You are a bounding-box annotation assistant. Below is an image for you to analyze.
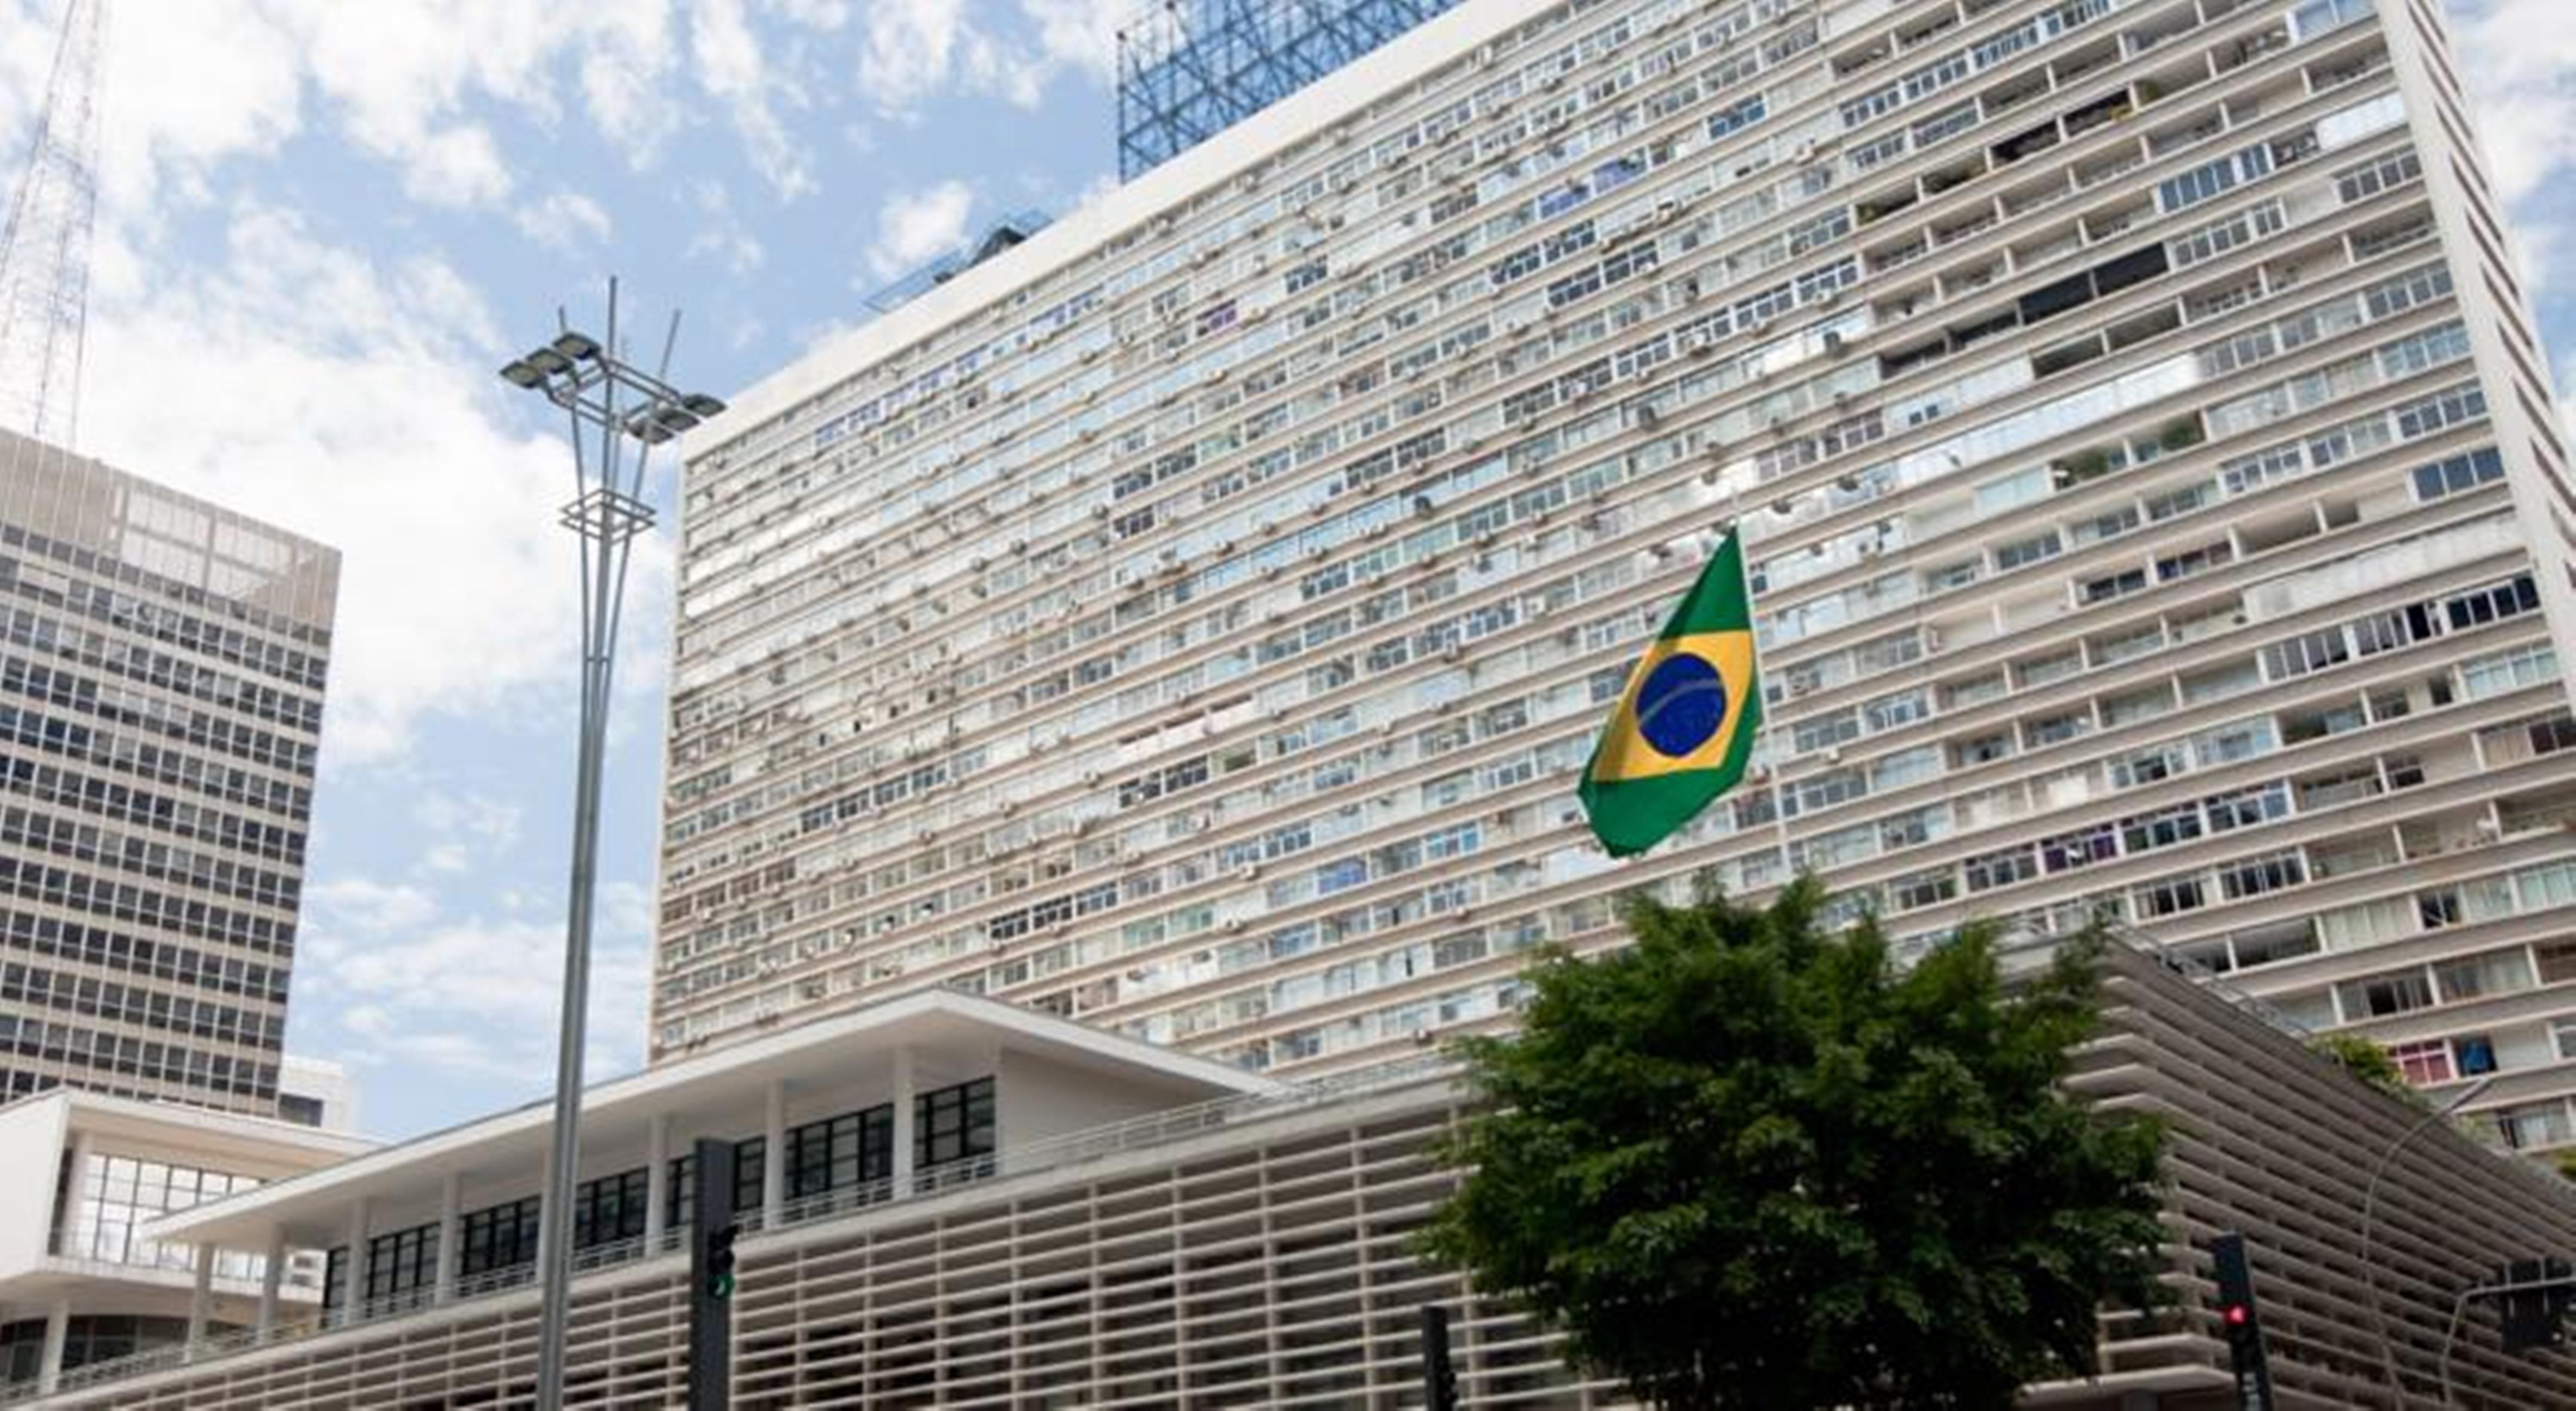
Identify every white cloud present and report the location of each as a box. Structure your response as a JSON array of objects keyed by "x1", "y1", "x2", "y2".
[
  {"x1": 773, "y1": 0, "x2": 851, "y2": 30},
  {"x1": 514, "y1": 188, "x2": 615, "y2": 255},
  {"x1": 685, "y1": 177, "x2": 767, "y2": 274},
  {"x1": 1016, "y1": 0, "x2": 1127, "y2": 86},
  {"x1": 854, "y1": 0, "x2": 1124, "y2": 118},
  {"x1": 866, "y1": 178, "x2": 977, "y2": 281},
  {"x1": 693, "y1": 0, "x2": 816, "y2": 200},
  {"x1": 414, "y1": 789, "x2": 526, "y2": 850},
  {"x1": 2454, "y1": 0, "x2": 2576, "y2": 294},
  {"x1": 2454, "y1": 1, "x2": 2576, "y2": 206},
  {"x1": 301, "y1": 875, "x2": 653, "y2": 1082},
  {"x1": 0, "y1": 1, "x2": 692, "y2": 224},
  {"x1": 74, "y1": 201, "x2": 673, "y2": 765},
  {"x1": 399, "y1": 121, "x2": 514, "y2": 206},
  {"x1": 308, "y1": 877, "x2": 440, "y2": 935}
]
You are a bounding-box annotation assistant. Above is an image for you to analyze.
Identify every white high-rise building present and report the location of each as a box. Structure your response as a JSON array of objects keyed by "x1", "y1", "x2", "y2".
[{"x1": 660, "y1": 0, "x2": 2576, "y2": 1143}]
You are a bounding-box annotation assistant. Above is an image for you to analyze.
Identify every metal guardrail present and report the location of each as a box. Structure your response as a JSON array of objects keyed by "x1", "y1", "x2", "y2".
[
  {"x1": 1996, "y1": 916, "x2": 2315, "y2": 1043},
  {"x1": 0, "y1": 1053, "x2": 1463, "y2": 1403}
]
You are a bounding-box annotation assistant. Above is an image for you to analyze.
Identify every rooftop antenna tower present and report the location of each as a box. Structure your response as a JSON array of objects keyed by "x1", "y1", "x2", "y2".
[{"x1": 0, "y1": 0, "x2": 107, "y2": 448}]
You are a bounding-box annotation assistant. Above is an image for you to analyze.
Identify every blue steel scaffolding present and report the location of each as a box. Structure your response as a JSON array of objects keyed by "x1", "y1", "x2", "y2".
[{"x1": 1115, "y1": 0, "x2": 1464, "y2": 180}]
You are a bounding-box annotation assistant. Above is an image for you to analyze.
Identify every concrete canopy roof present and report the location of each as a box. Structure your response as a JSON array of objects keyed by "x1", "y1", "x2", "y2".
[
  {"x1": 2, "y1": 1088, "x2": 377, "y2": 1170},
  {"x1": 146, "y1": 986, "x2": 1282, "y2": 1250}
]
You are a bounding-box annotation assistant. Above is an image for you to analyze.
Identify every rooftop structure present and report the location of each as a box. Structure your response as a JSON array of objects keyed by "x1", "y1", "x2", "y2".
[
  {"x1": 0, "y1": 1088, "x2": 371, "y2": 1400},
  {"x1": 5, "y1": 940, "x2": 2569, "y2": 1406},
  {"x1": 866, "y1": 211, "x2": 1058, "y2": 320},
  {"x1": 0, "y1": 431, "x2": 339, "y2": 1114},
  {"x1": 273, "y1": 1057, "x2": 354, "y2": 1133},
  {"x1": 659, "y1": 0, "x2": 2576, "y2": 1159},
  {"x1": 1116, "y1": 0, "x2": 1466, "y2": 178}
]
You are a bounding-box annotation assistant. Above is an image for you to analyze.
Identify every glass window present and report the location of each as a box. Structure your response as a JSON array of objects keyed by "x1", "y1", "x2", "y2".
[
  {"x1": 788, "y1": 1104, "x2": 897, "y2": 1199},
  {"x1": 574, "y1": 1168, "x2": 650, "y2": 1250},
  {"x1": 56, "y1": 1153, "x2": 265, "y2": 1280},
  {"x1": 915, "y1": 1076, "x2": 998, "y2": 1174},
  {"x1": 456, "y1": 1196, "x2": 539, "y2": 1282},
  {"x1": 2390, "y1": 1040, "x2": 2453, "y2": 1086}
]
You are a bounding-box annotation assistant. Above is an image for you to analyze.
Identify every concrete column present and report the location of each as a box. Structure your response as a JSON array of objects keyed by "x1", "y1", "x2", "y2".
[
  {"x1": 184, "y1": 1241, "x2": 215, "y2": 1354},
  {"x1": 36, "y1": 1299, "x2": 67, "y2": 1394},
  {"x1": 643, "y1": 1113, "x2": 672, "y2": 1251},
  {"x1": 256, "y1": 1227, "x2": 286, "y2": 1336},
  {"x1": 762, "y1": 1081, "x2": 787, "y2": 1225},
  {"x1": 890, "y1": 1047, "x2": 919, "y2": 1196},
  {"x1": 342, "y1": 1197, "x2": 371, "y2": 1326},
  {"x1": 432, "y1": 1171, "x2": 462, "y2": 1304},
  {"x1": 56, "y1": 1132, "x2": 95, "y2": 1257}
]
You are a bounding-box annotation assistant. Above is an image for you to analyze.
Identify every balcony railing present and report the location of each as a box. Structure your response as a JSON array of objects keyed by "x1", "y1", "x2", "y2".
[{"x1": 0, "y1": 1054, "x2": 1462, "y2": 1403}]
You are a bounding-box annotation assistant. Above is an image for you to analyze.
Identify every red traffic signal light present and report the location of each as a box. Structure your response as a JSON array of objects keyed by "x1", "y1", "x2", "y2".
[{"x1": 2224, "y1": 1304, "x2": 2250, "y2": 1328}]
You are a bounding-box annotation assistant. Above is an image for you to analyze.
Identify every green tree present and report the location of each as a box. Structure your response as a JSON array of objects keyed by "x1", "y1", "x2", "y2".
[
  {"x1": 2307, "y1": 1031, "x2": 2424, "y2": 1106},
  {"x1": 1423, "y1": 879, "x2": 2166, "y2": 1409}
]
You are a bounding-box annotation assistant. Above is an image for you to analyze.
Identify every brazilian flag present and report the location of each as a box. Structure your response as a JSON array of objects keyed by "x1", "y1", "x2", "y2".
[{"x1": 1578, "y1": 530, "x2": 1763, "y2": 857}]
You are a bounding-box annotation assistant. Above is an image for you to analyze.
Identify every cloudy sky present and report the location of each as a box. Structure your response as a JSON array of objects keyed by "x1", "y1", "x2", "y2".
[{"x1": 1, "y1": 0, "x2": 2573, "y2": 1140}]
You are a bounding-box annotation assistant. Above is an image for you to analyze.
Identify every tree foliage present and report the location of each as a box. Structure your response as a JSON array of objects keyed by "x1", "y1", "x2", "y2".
[
  {"x1": 2307, "y1": 1031, "x2": 2424, "y2": 1106},
  {"x1": 1422, "y1": 879, "x2": 2167, "y2": 1409}
]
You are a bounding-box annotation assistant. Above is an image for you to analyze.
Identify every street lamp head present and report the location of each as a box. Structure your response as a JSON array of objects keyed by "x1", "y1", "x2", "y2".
[
  {"x1": 623, "y1": 404, "x2": 703, "y2": 443},
  {"x1": 499, "y1": 359, "x2": 546, "y2": 389},
  {"x1": 525, "y1": 346, "x2": 575, "y2": 378},
  {"x1": 680, "y1": 392, "x2": 728, "y2": 418},
  {"x1": 551, "y1": 331, "x2": 603, "y2": 363}
]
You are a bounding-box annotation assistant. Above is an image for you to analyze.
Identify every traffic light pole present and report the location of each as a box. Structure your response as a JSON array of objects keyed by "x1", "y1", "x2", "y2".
[
  {"x1": 1419, "y1": 1304, "x2": 1459, "y2": 1411},
  {"x1": 2438, "y1": 1262, "x2": 2576, "y2": 1404},
  {"x1": 2212, "y1": 1232, "x2": 2274, "y2": 1411},
  {"x1": 688, "y1": 1137, "x2": 739, "y2": 1411}
]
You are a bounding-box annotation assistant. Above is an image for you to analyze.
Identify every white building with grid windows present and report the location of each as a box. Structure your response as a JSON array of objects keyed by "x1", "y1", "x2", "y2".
[
  {"x1": 657, "y1": 0, "x2": 2576, "y2": 1148},
  {"x1": 0, "y1": 937, "x2": 2568, "y2": 1408},
  {"x1": 0, "y1": 432, "x2": 339, "y2": 1116},
  {"x1": 0, "y1": 1086, "x2": 371, "y2": 1400}
]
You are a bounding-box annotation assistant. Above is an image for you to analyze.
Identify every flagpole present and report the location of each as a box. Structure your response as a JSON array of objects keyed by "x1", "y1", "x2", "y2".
[{"x1": 1723, "y1": 519, "x2": 1797, "y2": 883}]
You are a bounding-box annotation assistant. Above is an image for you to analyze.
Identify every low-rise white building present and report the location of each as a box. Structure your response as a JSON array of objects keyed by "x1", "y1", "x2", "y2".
[
  {"x1": 0, "y1": 1090, "x2": 371, "y2": 1398},
  {"x1": 276, "y1": 1057, "x2": 357, "y2": 1133},
  {"x1": 0, "y1": 951, "x2": 2561, "y2": 1408}
]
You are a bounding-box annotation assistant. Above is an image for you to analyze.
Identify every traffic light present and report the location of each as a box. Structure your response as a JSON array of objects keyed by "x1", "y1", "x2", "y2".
[
  {"x1": 2211, "y1": 1232, "x2": 2274, "y2": 1410},
  {"x1": 688, "y1": 1137, "x2": 739, "y2": 1411},
  {"x1": 704, "y1": 1222, "x2": 739, "y2": 1302},
  {"x1": 2498, "y1": 1257, "x2": 2575, "y2": 1355},
  {"x1": 1419, "y1": 1304, "x2": 1459, "y2": 1411}
]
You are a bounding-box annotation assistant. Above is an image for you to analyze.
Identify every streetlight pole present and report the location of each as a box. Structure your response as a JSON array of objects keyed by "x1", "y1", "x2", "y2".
[
  {"x1": 2361, "y1": 1074, "x2": 2494, "y2": 1408},
  {"x1": 499, "y1": 279, "x2": 726, "y2": 1411}
]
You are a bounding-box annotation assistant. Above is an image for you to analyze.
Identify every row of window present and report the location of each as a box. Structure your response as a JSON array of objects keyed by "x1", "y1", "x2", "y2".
[
  {"x1": 0, "y1": 702, "x2": 313, "y2": 820},
  {"x1": 0, "y1": 524, "x2": 330, "y2": 666},
  {"x1": 0, "y1": 856, "x2": 297, "y2": 956},
  {"x1": 0, "y1": 804, "x2": 303, "y2": 912},
  {"x1": 0, "y1": 657, "x2": 318, "y2": 777},
  {"x1": 0, "y1": 906, "x2": 289, "y2": 1002},
  {"x1": 323, "y1": 1079, "x2": 998, "y2": 1313},
  {"x1": 0, "y1": 753, "x2": 305, "y2": 864},
  {"x1": 0, "y1": 960, "x2": 283, "y2": 1052},
  {"x1": 0, "y1": 599, "x2": 323, "y2": 732},
  {"x1": 0, "y1": 1016, "x2": 278, "y2": 1100}
]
